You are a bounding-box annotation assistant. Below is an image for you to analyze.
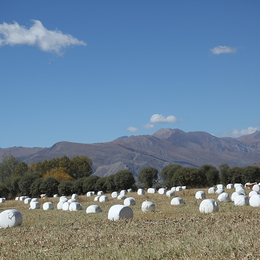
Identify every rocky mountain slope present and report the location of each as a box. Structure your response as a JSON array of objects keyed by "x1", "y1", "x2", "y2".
[{"x1": 1, "y1": 128, "x2": 260, "y2": 177}]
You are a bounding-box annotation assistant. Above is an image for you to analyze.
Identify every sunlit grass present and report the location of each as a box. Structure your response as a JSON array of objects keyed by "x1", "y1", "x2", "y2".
[{"x1": 1, "y1": 188, "x2": 260, "y2": 259}]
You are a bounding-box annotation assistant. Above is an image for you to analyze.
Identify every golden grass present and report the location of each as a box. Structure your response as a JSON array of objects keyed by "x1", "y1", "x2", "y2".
[{"x1": 1, "y1": 188, "x2": 260, "y2": 259}]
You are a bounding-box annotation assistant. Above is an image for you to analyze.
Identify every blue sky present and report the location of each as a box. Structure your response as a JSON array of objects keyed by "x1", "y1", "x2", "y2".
[{"x1": 1, "y1": 1, "x2": 260, "y2": 148}]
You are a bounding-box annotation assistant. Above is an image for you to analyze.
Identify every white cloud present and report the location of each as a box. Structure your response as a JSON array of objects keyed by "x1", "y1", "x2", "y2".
[
  {"x1": 143, "y1": 123, "x2": 155, "y2": 130},
  {"x1": 126, "y1": 126, "x2": 138, "y2": 132},
  {"x1": 150, "y1": 114, "x2": 177, "y2": 124},
  {"x1": 210, "y1": 46, "x2": 236, "y2": 55},
  {"x1": 0, "y1": 20, "x2": 86, "y2": 55},
  {"x1": 222, "y1": 127, "x2": 260, "y2": 138}
]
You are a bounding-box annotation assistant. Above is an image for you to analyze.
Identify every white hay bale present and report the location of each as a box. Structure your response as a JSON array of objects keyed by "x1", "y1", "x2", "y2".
[
  {"x1": 19, "y1": 196, "x2": 26, "y2": 201},
  {"x1": 68, "y1": 199, "x2": 77, "y2": 203},
  {"x1": 217, "y1": 184, "x2": 225, "y2": 190},
  {"x1": 208, "y1": 187, "x2": 216, "y2": 194},
  {"x1": 43, "y1": 202, "x2": 54, "y2": 210},
  {"x1": 99, "y1": 195, "x2": 109, "y2": 202},
  {"x1": 171, "y1": 197, "x2": 184, "y2": 205},
  {"x1": 15, "y1": 197, "x2": 19, "y2": 201},
  {"x1": 182, "y1": 186, "x2": 187, "y2": 190},
  {"x1": 24, "y1": 198, "x2": 31, "y2": 204},
  {"x1": 94, "y1": 196, "x2": 100, "y2": 202},
  {"x1": 249, "y1": 191, "x2": 259, "y2": 198},
  {"x1": 137, "y1": 188, "x2": 145, "y2": 195},
  {"x1": 195, "y1": 191, "x2": 206, "y2": 200},
  {"x1": 71, "y1": 194, "x2": 78, "y2": 200},
  {"x1": 0, "y1": 209, "x2": 23, "y2": 228},
  {"x1": 124, "y1": 197, "x2": 136, "y2": 206},
  {"x1": 199, "y1": 199, "x2": 219, "y2": 213},
  {"x1": 120, "y1": 190, "x2": 127, "y2": 196},
  {"x1": 215, "y1": 189, "x2": 224, "y2": 195},
  {"x1": 147, "y1": 188, "x2": 157, "y2": 193},
  {"x1": 234, "y1": 195, "x2": 249, "y2": 206},
  {"x1": 141, "y1": 200, "x2": 155, "y2": 212},
  {"x1": 117, "y1": 194, "x2": 126, "y2": 200},
  {"x1": 249, "y1": 195, "x2": 260, "y2": 207},
  {"x1": 111, "y1": 191, "x2": 119, "y2": 198},
  {"x1": 127, "y1": 188, "x2": 133, "y2": 193},
  {"x1": 176, "y1": 186, "x2": 182, "y2": 191},
  {"x1": 97, "y1": 191, "x2": 104, "y2": 196},
  {"x1": 53, "y1": 194, "x2": 58, "y2": 198},
  {"x1": 29, "y1": 201, "x2": 41, "y2": 210},
  {"x1": 253, "y1": 185, "x2": 260, "y2": 192},
  {"x1": 171, "y1": 187, "x2": 176, "y2": 191},
  {"x1": 158, "y1": 188, "x2": 167, "y2": 194},
  {"x1": 0, "y1": 198, "x2": 6, "y2": 203},
  {"x1": 108, "y1": 205, "x2": 133, "y2": 221},
  {"x1": 234, "y1": 183, "x2": 243, "y2": 189},
  {"x1": 86, "y1": 191, "x2": 94, "y2": 197},
  {"x1": 217, "y1": 192, "x2": 231, "y2": 202},
  {"x1": 31, "y1": 198, "x2": 38, "y2": 202},
  {"x1": 166, "y1": 190, "x2": 175, "y2": 197},
  {"x1": 69, "y1": 202, "x2": 82, "y2": 211},
  {"x1": 62, "y1": 202, "x2": 71, "y2": 211},
  {"x1": 57, "y1": 201, "x2": 64, "y2": 210},
  {"x1": 235, "y1": 188, "x2": 246, "y2": 195},
  {"x1": 226, "y1": 184, "x2": 234, "y2": 189},
  {"x1": 60, "y1": 196, "x2": 68, "y2": 203},
  {"x1": 231, "y1": 191, "x2": 244, "y2": 202},
  {"x1": 86, "y1": 205, "x2": 102, "y2": 214}
]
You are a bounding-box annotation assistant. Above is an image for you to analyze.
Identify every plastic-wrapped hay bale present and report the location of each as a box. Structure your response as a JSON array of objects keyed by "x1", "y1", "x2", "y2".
[
  {"x1": 60, "y1": 196, "x2": 68, "y2": 203},
  {"x1": 31, "y1": 198, "x2": 38, "y2": 202},
  {"x1": 19, "y1": 196, "x2": 26, "y2": 201},
  {"x1": 15, "y1": 197, "x2": 19, "y2": 201},
  {"x1": 111, "y1": 191, "x2": 119, "y2": 198},
  {"x1": 120, "y1": 190, "x2": 127, "y2": 196},
  {"x1": 147, "y1": 188, "x2": 157, "y2": 193},
  {"x1": 0, "y1": 209, "x2": 23, "y2": 228},
  {"x1": 166, "y1": 190, "x2": 175, "y2": 197},
  {"x1": 53, "y1": 194, "x2": 58, "y2": 198},
  {"x1": 217, "y1": 192, "x2": 231, "y2": 202},
  {"x1": 234, "y1": 195, "x2": 249, "y2": 206},
  {"x1": 171, "y1": 187, "x2": 176, "y2": 192},
  {"x1": 124, "y1": 197, "x2": 136, "y2": 206},
  {"x1": 171, "y1": 197, "x2": 184, "y2": 205},
  {"x1": 217, "y1": 184, "x2": 225, "y2": 190},
  {"x1": 231, "y1": 191, "x2": 244, "y2": 202},
  {"x1": 97, "y1": 191, "x2": 104, "y2": 196},
  {"x1": 249, "y1": 191, "x2": 259, "y2": 198},
  {"x1": 62, "y1": 202, "x2": 71, "y2": 211},
  {"x1": 29, "y1": 201, "x2": 41, "y2": 209},
  {"x1": 199, "y1": 199, "x2": 219, "y2": 213},
  {"x1": 99, "y1": 195, "x2": 109, "y2": 202},
  {"x1": 253, "y1": 185, "x2": 260, "y2": 192},
  {"x1": 108, "y1": 205, "x2": 133, "y2": 221},
  {"x1": 215, "y1": 189, "x2": 224, "y2": 195},
  {"x1": 68, "y1": 199, "x2": 77, "y2": 203},
  {"x1": 208, "y1": 187, "x2": 216, "y2": 194},
  {"x1": 141, "y1": 201, "x2": 155, "y2": 213},
  {"x1": 69, "y1": 202, "x2": 82, "y2": 211},
  {"x1": 249, "y1": 195, "x2": 260, "y2": 207},
  {"x1": 86, "y1": 191, "x2": 94, "y2": 197},
  {"x1": 43, "y1": 202, "x2": 54, "y2": 210},
  {"x1": 234, "y1": 183, "x2": 243, "y2": 189},
  {"x1": 195, "y1": 191, "x2": 206, "y2": 199},
  {"x1": 24, "y1": 198, "x2": 31, "y2": 204},
  {"x1": 137, "y1": 189, "x2": 145, "y2": 195},
  {"x1": 71, "y1": 194, "x2": 78, "y2": 200},
  {"x1": 86, "y1": 205, "x2": 102, "y2": 214},
  {"x1": 158, "y1": 188, "x2": 167, "y2": 194},
  {"x1": 57, "y1": 201, "x2": 64, "y2": 210},
  {"x1": 236, "y1": 188, "x2": 246, "y2": 195},
  {"x1": 182, "y1": 186, "x2": 187, "y2": 190},
  {"x1": 0, "y1": 198, "x2": 6, "y2": 203},
  {"x1": 94, "y1": 196, "x2": 100, "y2": 202},
  {"x1": 226, "y1": 184, "x2": 234, "y2": 189},
  {"x1": 127, "y1": 188, "x2": 133, "y2": 193},
  {"x1": 176, "y1": 186, "x2": 182, "y2": 191},
  {"x1": 117, "y1": 194, "x2": 126, "y2": 200}
]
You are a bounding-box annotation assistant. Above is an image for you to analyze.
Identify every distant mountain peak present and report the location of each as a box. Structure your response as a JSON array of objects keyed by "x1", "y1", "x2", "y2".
[{"x1": 153, "y1": 128, "x2": 185, "y2": 139}]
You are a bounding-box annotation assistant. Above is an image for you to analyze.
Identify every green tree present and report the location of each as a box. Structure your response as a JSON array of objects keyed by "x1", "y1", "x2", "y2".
[
  {"x1": 199, "y1": 164, "x2": 219, "y2": 186},
  {"x1": 219, "y1": 164, "x2": 231, "y2": 184},
  {"x1": 5, "y1": 176, "x2": 22, "y2": 198},
  {"x1": 14, "y1": 161, "x2": 28, "y2": 176},
  {"x1": 30, "y1": 178, "x2": 46, "y2": 198},
  {"x1": 58, "y1": 181, "x2": 73, "y2": 196},
  {"x1": 44, "y1": 177, "x2": 60, "y2": 197},
  {"x1": 138, "y1": 167, "x2": 158, "y2": 188},
  {"x1": 18, "y1": 172, "x2": 42, "y2": 196},
  {"x1": 161, "y1": 164, "x2": 182, "y2": 186},
  {"x1": 243, "y1": 166, "x2": 260, "y2": 183},
  {"x1": 105, "y1": 175, "x2": 116, "y2": 191},
  {"x1": 114, "y1": 169, "x2": 135, "y2": 190},
  {"x1": 72, "y1": 177, "x2": 88, "y2": 195},
  {"x1": 229, "y1": 167, "x2": 244, "y2": 184},
  {"x1": 82, "y1": 175, "x2": 100, "y2": 193},
  {"x1": 68, "y1": 155, "x2": 93, "y2": 179},
  {"x1": 0, "y1": 154, "x2": 20, "y2": 183},
  {"x1": 95, "y1": 177, "x2": 108, "y2": 192}
]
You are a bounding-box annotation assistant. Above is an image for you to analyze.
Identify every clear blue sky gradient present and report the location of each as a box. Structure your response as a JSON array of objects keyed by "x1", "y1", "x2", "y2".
[{"x1": 1, "y1": 1, "x2": 260, "y2": 148}]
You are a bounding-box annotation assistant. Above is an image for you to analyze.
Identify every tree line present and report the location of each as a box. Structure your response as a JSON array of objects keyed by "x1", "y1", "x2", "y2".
[{"x1": 1, "y1": 154, "x2": 260, "y2": 198}]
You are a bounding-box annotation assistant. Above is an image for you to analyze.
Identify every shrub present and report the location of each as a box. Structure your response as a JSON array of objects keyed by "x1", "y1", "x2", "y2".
[
  {"x1": 44, "y1": 177, "x2": 60, "y2": 197},
  {"x1": 114, "y1": 170, "x2": 135, "y2": 190},
  {"x1": 30, "y1": 178, "x2": 46, "y2": 198},
  {"x1": 18, "y1": 172, "x2": 42, "y2": 196},
  {"x1": 58, "y1": 181, "x2": 73, "y2": 196},
  {"x1": 82, "y1": 175, "x2": 100, "y2": 193}
]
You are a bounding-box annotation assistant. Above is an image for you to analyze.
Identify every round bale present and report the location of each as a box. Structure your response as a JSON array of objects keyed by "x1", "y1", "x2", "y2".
[
  {"x1": 124, "y1": 197, "x2": 136, "y2": 206},
  {"x1": 171, "y1": 197, "x2": 184, "y2": 205},
  {"x1": 0, "y1": 209, "x2": 23, "y2": 228},
  {"x1": 141, "y1": 201, "x2": 155, "y2": 213},
  {"x1": 234, "y1": 195, "x2": 249, "y2": 206},
  {"x1": 199, "y1": 199, "x2": 219, "y2": 213},
  {"x1": 195, "y1": 191, "x2": 206, "y2": 200},
  {"x1": 86, "y1": 205, "x2": 102, "y2": 214},
  {"x1": 217, "y1": 192, "x2": 231, "y2": 202},
  {"x1": 108, "y1": 205, "x2": 133, "y2": 221},
  {"x1": 43, "y1": 202, "x2": 54, "y2": 210},
  {"x1": 137, "y1": 189, "x2": 145, "y2": 195}
]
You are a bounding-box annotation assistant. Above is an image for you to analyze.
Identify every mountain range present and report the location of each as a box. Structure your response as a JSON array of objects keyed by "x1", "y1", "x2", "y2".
[{"x1": 1, "y1": 128, "x2": 260, "y2": 177}]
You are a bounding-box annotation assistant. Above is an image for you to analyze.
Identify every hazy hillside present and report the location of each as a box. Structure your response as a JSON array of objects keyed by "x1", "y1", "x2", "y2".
[{"x1": 1, "y1": 128, "x2": 260, "y2": 177}]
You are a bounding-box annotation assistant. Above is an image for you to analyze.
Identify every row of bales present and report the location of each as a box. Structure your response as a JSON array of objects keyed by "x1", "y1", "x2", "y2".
[{"x1": 2, "y1": 181, "x2": 260, "y2": 228}]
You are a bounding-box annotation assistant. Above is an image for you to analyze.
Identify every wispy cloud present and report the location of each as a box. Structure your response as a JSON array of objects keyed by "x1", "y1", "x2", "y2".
[
  {"x1": 0, "y1": 20, "x2": 86, "y2": 55},
  {"x1": 210, "y1": 46, "x2": 236, "y2": 55},
  {"x1": 221, "y1": 127, "x2": 260, "y2": 138},
  {"x1": 150, "y1": 114, "x2": 177, "y2": 124},
  {"x1": 126, "y1": 126, "x2": 138, "y2": 133},
  {"x1": 143, "y1": 123, "x2": 155, "y2": 130}
]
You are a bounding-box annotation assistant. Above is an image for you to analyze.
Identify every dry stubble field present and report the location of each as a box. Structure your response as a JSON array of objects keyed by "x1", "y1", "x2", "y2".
[{"x1": 1, "y1": 188, "x2": 260, "y2": 260}]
